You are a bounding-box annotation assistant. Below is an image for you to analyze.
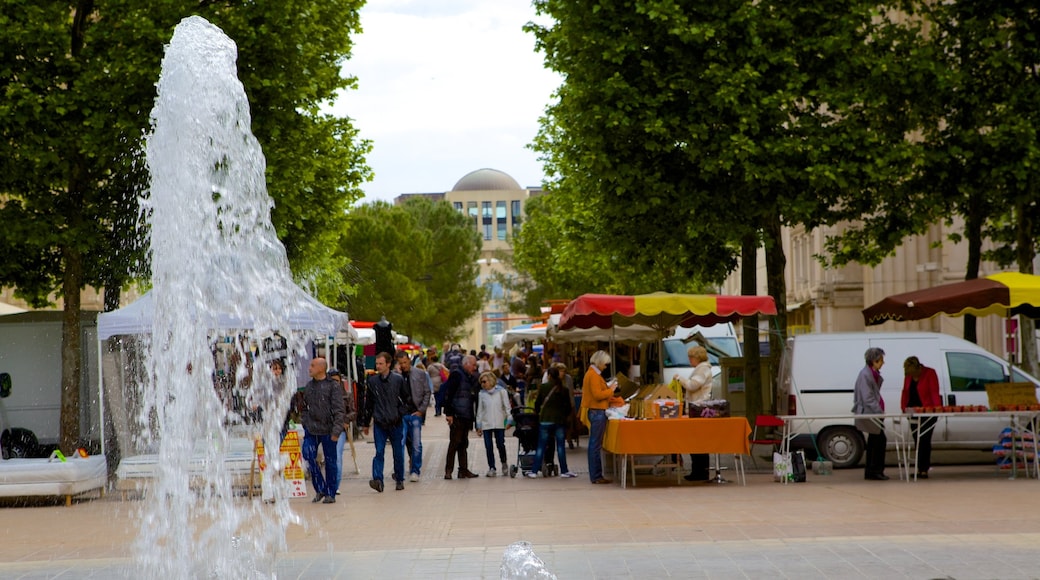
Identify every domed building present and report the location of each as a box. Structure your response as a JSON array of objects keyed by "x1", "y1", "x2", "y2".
[{"x1": 396, "y1": 168, "x2": 542, "y2": 347}]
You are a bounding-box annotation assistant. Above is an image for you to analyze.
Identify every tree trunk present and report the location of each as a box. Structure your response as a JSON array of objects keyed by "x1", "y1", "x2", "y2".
[
  {"x1": 741, "y1": 232, "x2": 762, "y2": 422},
  {"x1": 61, "y1": 245, "x2": 84, "y2": 454},
  {"x1": 1015, "y1": 200, "x2": 1038, "y2": 376},
  {"x1": 963, "y1": 196, "x2": 984, "y2": 343},
  {"x1": 763, "y1": 211, "x2": 786, "y2": 415}
]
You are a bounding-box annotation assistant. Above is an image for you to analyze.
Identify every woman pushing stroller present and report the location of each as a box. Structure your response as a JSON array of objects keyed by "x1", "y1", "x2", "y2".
[{"x1": 527, "y1": 363, "x2": 578, "y2": 478}]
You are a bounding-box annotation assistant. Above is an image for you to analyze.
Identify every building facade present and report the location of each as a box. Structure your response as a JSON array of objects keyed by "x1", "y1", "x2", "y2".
[
  {"x1": 722, "y1": 218, "x2": 1018, "y2": 360},
  {"x1": 395, "y1": 168, "x2": 541, "y2": 349}
]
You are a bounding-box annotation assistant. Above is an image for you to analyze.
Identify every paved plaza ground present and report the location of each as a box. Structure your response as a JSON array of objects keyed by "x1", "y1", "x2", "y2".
[{"x1": 1, "y1": 416, "x2": 1038, "y2": 579}]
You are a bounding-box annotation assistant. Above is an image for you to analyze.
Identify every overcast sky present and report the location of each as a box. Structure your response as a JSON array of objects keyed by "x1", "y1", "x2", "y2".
[{"x1": 328, "y1": 0, "x2": 562, "y2": 203}]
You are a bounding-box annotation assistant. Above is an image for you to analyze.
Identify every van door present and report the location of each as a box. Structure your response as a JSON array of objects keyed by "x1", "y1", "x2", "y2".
[{"x1": 941, "y1": 351, "x2": 1007, "y2": 447}]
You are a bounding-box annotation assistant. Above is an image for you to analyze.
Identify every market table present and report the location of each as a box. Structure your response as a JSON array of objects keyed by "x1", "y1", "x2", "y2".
[
  {"x1": 778, "y1": 414, "x2": 913, "y2": 481},
  {"x1": 902, "y1": 410, "x2": 1040, "y2": 481},
  {"x1": 603, "y1": 417, "x2": 751, "y2": 488}
]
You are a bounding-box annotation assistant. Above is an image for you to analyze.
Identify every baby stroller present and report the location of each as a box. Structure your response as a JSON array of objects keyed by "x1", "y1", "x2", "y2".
[{"x1": 508, "y1": 408, "x2": 557, "y2": 478}]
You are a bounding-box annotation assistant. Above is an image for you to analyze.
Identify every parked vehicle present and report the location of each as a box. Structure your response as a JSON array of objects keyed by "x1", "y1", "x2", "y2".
[
  {"x1": 662, "y1": 323, "x2": 742, "y2": 398},
  {"x1": 0, "y1": 312, "x2": 99, "y2": 457},
  {"x1": 777, "y1": 331, "x2": 1040, "y2": 468}
]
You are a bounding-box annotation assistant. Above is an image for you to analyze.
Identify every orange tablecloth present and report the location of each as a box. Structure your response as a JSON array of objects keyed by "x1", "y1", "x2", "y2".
[{"x1": 603, "y1": 417, "x2": 751, "y2": 455}]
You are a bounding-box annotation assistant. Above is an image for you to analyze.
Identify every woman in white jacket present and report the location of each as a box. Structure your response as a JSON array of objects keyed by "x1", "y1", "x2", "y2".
[
  {"x1": 675, "y1": 345, "x2": 712, "y2": 481},
  {"x1": 476, "y1": 370, "x2": 512, "y2": 477}
]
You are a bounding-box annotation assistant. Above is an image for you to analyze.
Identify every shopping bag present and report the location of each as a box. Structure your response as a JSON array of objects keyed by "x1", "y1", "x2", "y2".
[
  {"x1": 773, "y1": 452, "x2": 792, "y2": 482},
  {"x1": 791, "y1": 450, "x2": 807, "y2": 483}
]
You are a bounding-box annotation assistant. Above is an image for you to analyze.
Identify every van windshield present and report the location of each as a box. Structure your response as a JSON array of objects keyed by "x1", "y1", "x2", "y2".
[{"x1": 663, "y1": 337, "x2": 740, "y2": 368}]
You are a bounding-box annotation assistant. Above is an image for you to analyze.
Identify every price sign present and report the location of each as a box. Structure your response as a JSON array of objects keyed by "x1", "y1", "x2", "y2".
[{"x1": 986, "y1": 382, "x2": 1038, "y2": 409}]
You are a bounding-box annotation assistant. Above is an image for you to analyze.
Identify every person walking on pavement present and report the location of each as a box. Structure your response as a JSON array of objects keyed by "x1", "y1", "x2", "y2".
[
  {"x1": 397, "y1": 349, "x2": 432, "y2": 482},
  {"x1": 301, "y1": 357, "x2": 346, "y2": 504},
  {"x1": 530, "y1": 363, "x2": 578, "y2": 478},
  {"x1": 427, "y1": 355, "x2": 448, "y2": 417},
  {"x1": 476, "y1": 370, "x2": 511, "y2": 477},
  {"x1": 361, "y1": 352, "x2": 416, "y2": 492},
  {"x1": 442, "y1": 354, "x2": 480, "y2": 479},
  {"x1": 329, "y1": 369, "x2": 357, "y2": 492}
]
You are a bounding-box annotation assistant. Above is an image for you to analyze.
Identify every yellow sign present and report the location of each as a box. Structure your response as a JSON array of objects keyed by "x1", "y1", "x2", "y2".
[
  {"x1": 255, "y1": 430, "x2": 308, "y2": 498},
  {"x1": 985, "y1": 382, "x2": 1039, "y2": 409}
]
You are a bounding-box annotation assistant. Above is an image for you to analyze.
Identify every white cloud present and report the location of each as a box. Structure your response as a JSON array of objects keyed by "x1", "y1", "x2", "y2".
[{"x1": 329, "y1": 0, "x2": 560, "y2": 202}]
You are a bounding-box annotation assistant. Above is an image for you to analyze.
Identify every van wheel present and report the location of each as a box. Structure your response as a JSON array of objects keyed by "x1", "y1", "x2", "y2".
[
  {"x1": 1, "y1": 428, "x2": 39, "y2": 459},
  {"x1": 816, "y1": 427, "x2": 864, "y2": 469}
]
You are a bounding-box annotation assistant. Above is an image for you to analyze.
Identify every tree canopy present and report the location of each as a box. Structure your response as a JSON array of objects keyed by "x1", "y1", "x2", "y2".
[
  {"x1": 522, "y1": 0, "x2": 926, "y2": 416},
  {"x1": 0, "y1": 2, "x2": 370, "y2": 451},
  {"x1": 336, "y1": 199, "x2": 485, "y2": 344}
]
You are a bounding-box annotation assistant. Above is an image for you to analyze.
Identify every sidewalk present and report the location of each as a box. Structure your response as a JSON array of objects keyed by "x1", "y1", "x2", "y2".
[{"x1": 2, "y1": 414, "x2": 1039, "y2": 578}]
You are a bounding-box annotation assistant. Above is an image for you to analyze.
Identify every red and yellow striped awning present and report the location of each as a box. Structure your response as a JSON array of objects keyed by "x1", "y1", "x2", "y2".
[{"x1": 559, "y1": 292, "x2": 778, "y2": 332}]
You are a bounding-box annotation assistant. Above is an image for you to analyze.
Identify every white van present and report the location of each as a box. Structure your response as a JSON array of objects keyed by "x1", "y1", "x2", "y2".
[
  {"x1": 777, "y1": 331, "x2": 1040, "y2": 468},
  {"x1": 662, "y1": 323, "x2": 742, "y2": 397}
]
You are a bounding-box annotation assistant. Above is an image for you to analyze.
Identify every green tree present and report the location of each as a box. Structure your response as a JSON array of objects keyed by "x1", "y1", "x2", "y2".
[
  {"x1": 0, "y1": 2, "x2": 369, "y2": 453},
  {"x1": 822, "y1": 3, "x2": 1040, "y2": 371},
  {"x1": 336, "y1": 199, "x2": 484, "y2": 344},
  {"x1": 526, "y1": 0, "x2": 916, "y2": 417}
]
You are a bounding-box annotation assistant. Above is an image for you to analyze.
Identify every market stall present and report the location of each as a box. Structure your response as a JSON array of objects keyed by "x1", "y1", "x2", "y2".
[
  {"x1": 559, "y1": 292, "x2": 777, "y2": 381},
  {"x1": 558, "y1": 292, "x2": 775, "y2": 486},
  {"x1": 500, "y1": 322, "x2": 549, "y2": 350},
  {"x1": 97, "y1": 288, "x2": 349, "y2": 497},
  {"x1": 862, "y1": 271, "x2": 1040, "y2": 478}
]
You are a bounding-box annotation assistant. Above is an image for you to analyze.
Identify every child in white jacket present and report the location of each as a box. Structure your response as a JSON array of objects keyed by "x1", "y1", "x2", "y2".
[{"x1": 476, "y1": 371, "x2": 512, "y2": 477}]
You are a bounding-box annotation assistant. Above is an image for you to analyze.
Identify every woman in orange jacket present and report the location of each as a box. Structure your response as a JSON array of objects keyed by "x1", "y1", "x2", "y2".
[
  {"x1": 901, "y1": 356, "x2": 942, "y2": 479},
  {"x1": 581, "y1": 350, "x2": 615, "y2": 484}
]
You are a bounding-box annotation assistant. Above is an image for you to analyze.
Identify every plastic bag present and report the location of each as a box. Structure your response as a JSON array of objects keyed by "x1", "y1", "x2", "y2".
[
  {"x1": 773, "y1": 452, "x2": 792, "y2": 482},
  {"x1": 500, "y1": 541, "x2": 557, "y2": 579},
  {"x1": 790, "y1": 449, "x2": 807, "y2": 483}
]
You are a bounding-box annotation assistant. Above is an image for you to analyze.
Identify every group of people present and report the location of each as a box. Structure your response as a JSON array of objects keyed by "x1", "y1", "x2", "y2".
[
  {"x1": 292, "y1": 349, "x2": 429, "y2": 502},
  {"x1": 290, "y1": 338, "x2": 951, "y2": 500},
  {"x1": 853, "y1": 348, "x2": 941, "y2": 481},
  {"x1": 292, "y1": 344, "x2": 625, "y2": 500}
]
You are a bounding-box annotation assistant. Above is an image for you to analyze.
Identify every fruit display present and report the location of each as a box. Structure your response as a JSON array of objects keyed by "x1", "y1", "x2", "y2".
[
  {"x1": 908, "y1": 405, "x2": 989, "y2": 413},
  {"x1": 993, "y1": 404, "x2": 1040, "y2": 412}
]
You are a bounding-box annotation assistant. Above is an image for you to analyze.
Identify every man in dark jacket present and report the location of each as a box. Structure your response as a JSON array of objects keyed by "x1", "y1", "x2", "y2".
[
  {"x1": 361, "y1": 352, "x2": 416, "y2": 492},
  {"x1": 301, "y1": 357, "x2": 346, "y2": 504},
  {"x1": 397, "y1": 350, "x2": 431, "y2": 482},
  {"x1": 442, "y1": 354, "x2": 480, "y2": 479}
]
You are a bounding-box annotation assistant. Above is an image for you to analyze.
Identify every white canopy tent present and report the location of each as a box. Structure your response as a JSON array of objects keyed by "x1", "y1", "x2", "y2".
[
  {"x1": 500, "y1": 322, "x2": 548, "y2": 349},
  {"x1": 97, "y1": 289, "x2": 348, "y2": 340},
  {"x1": 96, "y1": 288, "x2": 351, "y2": 458}
]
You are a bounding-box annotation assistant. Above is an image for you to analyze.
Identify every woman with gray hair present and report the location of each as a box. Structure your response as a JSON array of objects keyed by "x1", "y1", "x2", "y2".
[
  {"x1": 581, "y1": 350, "x2": 615, "y2": 484},
  {"x1": 852, "y1": 347, "x2": 888, "y2": 480}
]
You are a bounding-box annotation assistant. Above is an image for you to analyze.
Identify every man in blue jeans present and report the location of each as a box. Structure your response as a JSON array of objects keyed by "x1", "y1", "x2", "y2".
[
  {"x1": 361, "y1": 352, "x2": 416, "y2": 492},
  {"x1": 301, "y1": 357, "x2": 346, "y2": 504},
  {"x1": 397, "y1": 350, "x2": 431, "y2": 482}
]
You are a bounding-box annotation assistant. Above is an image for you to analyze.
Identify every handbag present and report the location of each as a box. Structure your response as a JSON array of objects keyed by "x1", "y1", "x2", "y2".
[{"x1": 579, "y1": 406, "x2": 591, "y2": 429}]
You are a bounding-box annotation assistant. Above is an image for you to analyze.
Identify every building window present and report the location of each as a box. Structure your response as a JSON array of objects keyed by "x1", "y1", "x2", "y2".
[
  {"x1": 467, "y1": 202, "x2": 478, "y2": 230},
  {"x1": 511, "y1": 199, "x2": 522, "y2": 231},
  {"x1": 484, "y1": 223, "x2": 492, "y2": 240},
  {"x1": 485, "y1": 312, "x2": 506, "y2": 338},
  {"x1": 453, "y1": 202, "x2": 463, "y2": 213},
  {"x1": 496, "y1": 201, "x2": 507, "y2": 240}
]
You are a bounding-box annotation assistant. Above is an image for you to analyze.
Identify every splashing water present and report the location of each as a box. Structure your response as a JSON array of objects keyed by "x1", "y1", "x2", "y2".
[{"x1": 134, "y1": 15, "x2": 330, "y2": 578}]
